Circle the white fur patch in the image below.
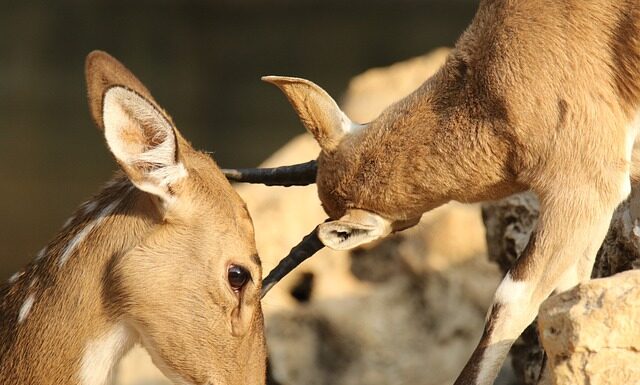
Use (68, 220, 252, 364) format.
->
(35, 247, 47, 262)
(79, 322, 135, 385)
(8, 272, 21, 284)
(476, 340, 515, 385)
(340, 110, 365, 134)
(83, 200, 99, 215)
(59, 199, 121, 267)
(18, 294, 35, 323)
(493, 273, 530, 305)
(63, 216, 75, 229)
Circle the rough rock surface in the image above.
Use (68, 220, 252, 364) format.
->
(114, 48, 508, 385)
(538, 270, 640, 385)
(482, 188, 640, 385)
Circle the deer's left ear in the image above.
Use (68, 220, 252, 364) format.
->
(102, 86, 187, 203)
(262, 76, 364, 152)
(318, 209, 392, 250)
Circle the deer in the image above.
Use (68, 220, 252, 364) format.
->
(222, 0, 640, 384)
(0, 51, 266, 385)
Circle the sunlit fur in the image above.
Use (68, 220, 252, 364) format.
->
(0, 51, 266, 385)
(267, 1, 640, 384)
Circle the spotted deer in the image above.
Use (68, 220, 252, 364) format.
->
(0, 51, 266, 385)
(224, 0, 640, 384)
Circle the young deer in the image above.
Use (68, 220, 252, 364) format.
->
(0, 51, 266, 385)
(225, 0, 640, 384)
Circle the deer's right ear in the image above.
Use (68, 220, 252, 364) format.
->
(262, 76, 363, 152)
(101, 86, 187, 204)
(85, 51, 187, 205)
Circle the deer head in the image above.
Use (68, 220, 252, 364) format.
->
(225, 55, 522, 293)
(84, 51, 266, 384)
(228, 75, 445, 254)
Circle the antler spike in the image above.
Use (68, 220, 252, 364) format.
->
(261, 224, 325, 298)
(222, 160, 317, 187)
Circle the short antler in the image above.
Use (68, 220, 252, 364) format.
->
(261, 224, 326, 297)
(222, 160, 317, 187)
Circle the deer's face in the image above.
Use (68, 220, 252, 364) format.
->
(264, 76, 424, 250)
(86, 51, 266, 385)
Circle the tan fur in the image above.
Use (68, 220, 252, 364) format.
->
(267, 1, 640, 384)
(0, 51, 266, 385)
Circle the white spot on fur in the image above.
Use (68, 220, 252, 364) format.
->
(340, 110, 365, 134)
(84, 200, 99, 214)
(35, 247, 47, 262)
(79, 322, 135, 385)
(59, 199, 121, 267)
(18, 294, 35, 323)
(494, 273, 530, 305)
(63, 216, 75, 229)
(8, 272, 21, 284)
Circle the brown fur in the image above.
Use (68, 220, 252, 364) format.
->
(314, 0, 640, 223)
(267, 1, 640, 384)
(0, 51, 266, 385)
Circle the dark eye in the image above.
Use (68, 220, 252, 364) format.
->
(228, 265, 250, 292)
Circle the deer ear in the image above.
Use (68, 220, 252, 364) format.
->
(86, 51, 187, 205)
(318, 209, 392, 250)
(262, 76, 363, 152)
(102, 86, 187, 204)
(85, 50, 157, 130)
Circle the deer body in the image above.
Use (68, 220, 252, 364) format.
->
(0, 52, 266, 385)
(242, 1, 640, 384)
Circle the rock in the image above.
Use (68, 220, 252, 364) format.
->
(481, 187, 640, 384)
(538, 270, 640, 385)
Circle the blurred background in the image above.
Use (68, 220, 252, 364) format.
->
(0, 0, 477, 280)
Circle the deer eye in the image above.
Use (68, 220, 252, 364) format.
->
(228, 265, 250, 292)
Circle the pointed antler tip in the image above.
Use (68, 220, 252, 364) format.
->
(259, 224, 326, 298)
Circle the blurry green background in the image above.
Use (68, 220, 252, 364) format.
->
(0, 0, 476, 280)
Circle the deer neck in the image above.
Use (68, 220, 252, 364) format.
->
(351, 69, 527, 217)
(0, 174, 160, 385)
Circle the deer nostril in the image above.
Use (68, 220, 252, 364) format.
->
(228, 265, 250, 292)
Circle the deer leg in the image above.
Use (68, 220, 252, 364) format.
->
(454, 182, 626, 385)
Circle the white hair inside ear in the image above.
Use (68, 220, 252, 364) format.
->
(102, 86, 187, 204)
(318, 209, 392, 250)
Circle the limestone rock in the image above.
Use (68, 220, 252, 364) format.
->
(538, 270, 640, 385)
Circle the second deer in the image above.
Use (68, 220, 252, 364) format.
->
(225, 1, 640, 384)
